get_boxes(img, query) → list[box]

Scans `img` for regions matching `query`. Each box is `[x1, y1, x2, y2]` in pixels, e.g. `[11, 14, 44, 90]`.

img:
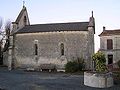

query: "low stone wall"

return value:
[84, 71, 113, 88]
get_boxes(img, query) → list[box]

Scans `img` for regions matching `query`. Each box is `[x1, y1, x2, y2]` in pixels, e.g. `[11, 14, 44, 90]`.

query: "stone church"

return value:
[4, 6, 95, 70]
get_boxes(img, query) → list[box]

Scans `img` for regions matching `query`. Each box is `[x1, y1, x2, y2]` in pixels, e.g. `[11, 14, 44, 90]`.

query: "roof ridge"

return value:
[103, 29, 120, 31]
[29, 22, 89, 26]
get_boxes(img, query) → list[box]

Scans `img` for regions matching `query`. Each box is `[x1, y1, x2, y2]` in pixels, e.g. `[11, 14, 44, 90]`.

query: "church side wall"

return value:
[14, 31, 89, 69]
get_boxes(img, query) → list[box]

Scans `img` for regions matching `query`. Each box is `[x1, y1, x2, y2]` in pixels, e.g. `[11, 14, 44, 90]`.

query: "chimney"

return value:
[103, 26, 105, 31]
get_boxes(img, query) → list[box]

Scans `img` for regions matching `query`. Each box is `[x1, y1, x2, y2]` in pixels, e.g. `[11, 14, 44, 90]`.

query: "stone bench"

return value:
[38, 64, 56, 72]
[19, 64, 57, 72]
[20, 64, 36, 71]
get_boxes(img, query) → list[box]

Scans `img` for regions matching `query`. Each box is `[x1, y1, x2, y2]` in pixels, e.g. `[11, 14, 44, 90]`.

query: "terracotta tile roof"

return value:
[99, 29, 120, 36]
[13, 22, 89, 34]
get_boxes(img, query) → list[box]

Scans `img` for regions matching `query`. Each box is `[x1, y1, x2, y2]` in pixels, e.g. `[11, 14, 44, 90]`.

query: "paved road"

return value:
[0, 67, 119, 90]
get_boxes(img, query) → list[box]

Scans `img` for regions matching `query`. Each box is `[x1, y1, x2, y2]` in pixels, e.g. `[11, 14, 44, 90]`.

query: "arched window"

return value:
[34, 40, 38, 55]
[60, 43, 64, 56]
[24, 16, 27, 25]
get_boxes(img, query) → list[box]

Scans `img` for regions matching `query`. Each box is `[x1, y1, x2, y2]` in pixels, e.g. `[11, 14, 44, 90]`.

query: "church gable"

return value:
[12, 6, 30, 31]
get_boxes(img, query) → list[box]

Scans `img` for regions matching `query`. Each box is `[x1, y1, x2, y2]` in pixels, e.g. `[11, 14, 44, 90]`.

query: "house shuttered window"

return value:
[107, 39, 113, 50]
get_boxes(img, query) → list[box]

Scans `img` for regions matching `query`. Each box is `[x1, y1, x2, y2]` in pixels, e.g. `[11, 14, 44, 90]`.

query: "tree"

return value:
[0, 17, 3, 64]
[92, 52, 108, 72]
[0, 17, 11, 64]
[3, 20, 11, 52]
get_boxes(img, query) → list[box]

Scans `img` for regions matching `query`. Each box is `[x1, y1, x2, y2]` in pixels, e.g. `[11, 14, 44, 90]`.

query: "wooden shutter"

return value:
[107, 39, 113, 50]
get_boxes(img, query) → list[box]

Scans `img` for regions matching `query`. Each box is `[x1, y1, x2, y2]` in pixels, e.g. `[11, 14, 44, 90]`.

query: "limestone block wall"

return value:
[13, 31, 92, 69]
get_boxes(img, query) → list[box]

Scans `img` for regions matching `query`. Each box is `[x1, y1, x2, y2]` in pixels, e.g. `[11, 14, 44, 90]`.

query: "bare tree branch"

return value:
[2, 20, 11, 52]
[5, 20, 11, 31]
[0, 19, 11, 52]
[0, 17, 3, 29]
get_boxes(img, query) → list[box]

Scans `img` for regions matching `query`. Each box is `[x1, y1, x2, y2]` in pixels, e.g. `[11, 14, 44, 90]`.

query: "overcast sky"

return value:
[0, 0, 120, 52]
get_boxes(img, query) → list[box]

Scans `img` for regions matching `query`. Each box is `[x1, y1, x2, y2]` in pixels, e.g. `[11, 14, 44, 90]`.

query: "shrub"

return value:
[65, 61, 78, 73]
[65, 57, 85, 73]
[77, 57, 85, 71]
[92, 51, 107, 72]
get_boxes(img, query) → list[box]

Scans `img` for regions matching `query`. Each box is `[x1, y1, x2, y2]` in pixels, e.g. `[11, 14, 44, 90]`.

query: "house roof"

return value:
[14, 22, 89, 34]
[99, 29, 120, 36]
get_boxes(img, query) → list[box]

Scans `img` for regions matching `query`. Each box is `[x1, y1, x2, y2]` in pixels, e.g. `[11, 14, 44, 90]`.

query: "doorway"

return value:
[108, 55, 113, 64]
